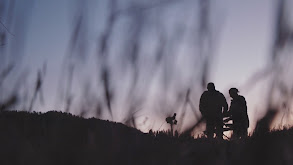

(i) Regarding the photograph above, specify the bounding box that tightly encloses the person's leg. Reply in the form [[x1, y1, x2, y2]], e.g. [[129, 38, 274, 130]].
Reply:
[[206, 119, 215, 138], [239, 126, 248, 139], [215, 118, 223, 139], [233, 122, 241, 139]]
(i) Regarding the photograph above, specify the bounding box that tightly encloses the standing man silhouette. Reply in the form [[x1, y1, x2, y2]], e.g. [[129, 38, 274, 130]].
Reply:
[[228, 88, 249, 139], [199, 82, 228, 139]]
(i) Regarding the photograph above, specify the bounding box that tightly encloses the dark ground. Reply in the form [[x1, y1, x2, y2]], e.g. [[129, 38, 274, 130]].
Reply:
[[0, 111, 292, 165]]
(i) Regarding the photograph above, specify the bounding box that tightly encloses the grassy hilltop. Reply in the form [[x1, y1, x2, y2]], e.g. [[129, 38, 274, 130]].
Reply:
[[0, 110, 292, 165]]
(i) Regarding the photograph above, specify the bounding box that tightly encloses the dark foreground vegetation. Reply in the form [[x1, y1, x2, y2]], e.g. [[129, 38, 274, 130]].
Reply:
[[0, 111, 292, 165]]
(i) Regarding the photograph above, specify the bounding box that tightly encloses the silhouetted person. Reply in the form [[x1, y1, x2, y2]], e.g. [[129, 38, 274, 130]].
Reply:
[[199, 82, 228, 139], [228, 88, 249, 139]]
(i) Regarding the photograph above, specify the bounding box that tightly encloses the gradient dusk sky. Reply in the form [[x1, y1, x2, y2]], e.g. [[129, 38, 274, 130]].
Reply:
[[2, 0, 292, 132]]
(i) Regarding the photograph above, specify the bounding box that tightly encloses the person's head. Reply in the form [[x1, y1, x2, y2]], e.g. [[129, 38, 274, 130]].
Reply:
[[207, 82, 215, 91], [229, 88, 239, 98]]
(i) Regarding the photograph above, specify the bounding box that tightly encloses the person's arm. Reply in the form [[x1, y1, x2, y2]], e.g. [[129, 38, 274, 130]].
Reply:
[[199, 92, 207, 116], [242, 96, 247, 108], [240, 96, 249, 127], [239, 96, 247, 114], [221, 93, 228, 115]]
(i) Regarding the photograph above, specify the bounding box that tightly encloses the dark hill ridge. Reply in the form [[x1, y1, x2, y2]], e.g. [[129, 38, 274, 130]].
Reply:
[[0, 110, 293, 165]]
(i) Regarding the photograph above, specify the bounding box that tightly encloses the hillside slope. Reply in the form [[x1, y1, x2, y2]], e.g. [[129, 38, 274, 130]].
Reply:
[[0, 111, 292, 165]]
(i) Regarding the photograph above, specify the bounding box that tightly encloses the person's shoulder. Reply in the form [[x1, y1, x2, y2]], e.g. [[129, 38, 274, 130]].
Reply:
[[200, 90, 209, 97], [202, 90, 209, 94], [238, 95, 246, 103], [239, 95, 246, 100], [216, 90, 225, 96], [215, 90, 222, 93]]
